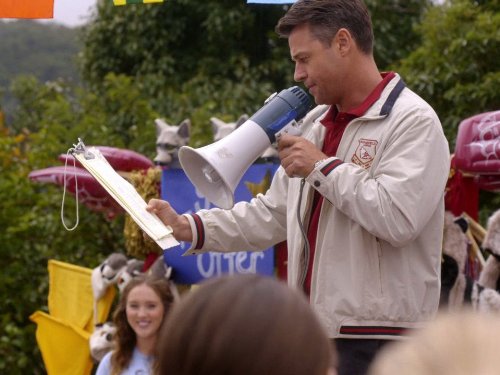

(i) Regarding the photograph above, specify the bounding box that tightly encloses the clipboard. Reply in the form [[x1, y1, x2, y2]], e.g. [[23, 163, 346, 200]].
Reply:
[[71, 139, 179, 250]]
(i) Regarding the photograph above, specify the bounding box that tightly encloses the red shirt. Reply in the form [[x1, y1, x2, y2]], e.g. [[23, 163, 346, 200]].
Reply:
[[304, 72, 395, 296]]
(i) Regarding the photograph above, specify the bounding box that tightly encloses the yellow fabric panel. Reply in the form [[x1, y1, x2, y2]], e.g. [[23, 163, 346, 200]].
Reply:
[[85, 286, 116, 332], [30, 311, 94, 375], [48, 260, 95, 328], [48, 259, 116, 330]]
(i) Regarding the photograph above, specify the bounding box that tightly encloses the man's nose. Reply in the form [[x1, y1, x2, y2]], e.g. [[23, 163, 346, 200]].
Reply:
[[294, 64, 306, 82]]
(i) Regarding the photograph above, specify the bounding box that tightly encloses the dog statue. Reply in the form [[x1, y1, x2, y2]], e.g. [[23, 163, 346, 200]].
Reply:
[[89, 321, 116, 362], [116, 258, 145, 293], [91, 253, 128, 302], [147, 256, 180, 302], [154, 118, 191, 168], [440, 211, 470, 309], [210, 115, 279, 162], [91, 253, 128, 325], [440, 211, 500, 312], [478, 209, 500, 291]]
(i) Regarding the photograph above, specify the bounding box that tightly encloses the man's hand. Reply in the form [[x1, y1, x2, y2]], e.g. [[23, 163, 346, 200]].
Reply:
[[277, 134, 327, 178], [146, 199, 193, 242]]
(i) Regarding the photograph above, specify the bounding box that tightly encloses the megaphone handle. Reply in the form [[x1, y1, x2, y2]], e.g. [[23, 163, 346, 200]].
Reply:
[[275, 120, 302, 139]]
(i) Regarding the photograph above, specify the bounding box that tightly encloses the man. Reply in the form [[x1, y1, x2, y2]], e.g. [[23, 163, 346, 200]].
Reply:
[[147, 1, 450, 374]]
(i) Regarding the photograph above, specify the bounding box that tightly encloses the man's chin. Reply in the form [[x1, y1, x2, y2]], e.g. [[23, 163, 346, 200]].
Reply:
[[313, 96, 325, 105]]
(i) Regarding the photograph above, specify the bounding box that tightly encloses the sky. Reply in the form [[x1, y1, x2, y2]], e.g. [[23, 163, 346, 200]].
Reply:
[[45, 0, 97, 27]]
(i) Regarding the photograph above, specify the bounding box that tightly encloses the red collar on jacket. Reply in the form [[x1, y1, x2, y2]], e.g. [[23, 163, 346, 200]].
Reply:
[[320, 71, 396, 130]]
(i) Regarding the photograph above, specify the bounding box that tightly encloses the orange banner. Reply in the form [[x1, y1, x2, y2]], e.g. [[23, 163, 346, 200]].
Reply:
[[0, 0, 54, 19]]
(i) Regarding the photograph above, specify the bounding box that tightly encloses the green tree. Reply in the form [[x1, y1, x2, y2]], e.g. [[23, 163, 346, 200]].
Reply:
[[396, 0, 500, 221], [366, 0, 432, 69], [0, 74, 162, 373], [79, 0, 295, 147], [5, 1, 498, 372], [0, 124, 124, 374], [0, 20, 80, 88], [80, 1, 290, 86], [10, 73, 160, 156], [80, 0, 430, 146], [0, 20, 81, 122], [397, 0, 500, 145]]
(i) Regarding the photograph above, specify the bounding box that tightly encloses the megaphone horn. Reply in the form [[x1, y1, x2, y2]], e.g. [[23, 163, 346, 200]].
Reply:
[[179, 86, 311, 209]]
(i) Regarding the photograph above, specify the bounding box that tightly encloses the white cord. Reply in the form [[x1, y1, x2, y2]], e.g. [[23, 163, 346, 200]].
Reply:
[[297, 178, 310, 288], [61, 148, 79, 231]]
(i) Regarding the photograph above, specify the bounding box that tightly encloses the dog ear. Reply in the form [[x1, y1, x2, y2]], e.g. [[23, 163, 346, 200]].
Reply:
[[235, 114, 249, 128], [484, 209, 500, 256], [178, 119, 191, 139], [442, 211, 468, 272], [155, 118, 169, 137], [210, 117, 225, 135]]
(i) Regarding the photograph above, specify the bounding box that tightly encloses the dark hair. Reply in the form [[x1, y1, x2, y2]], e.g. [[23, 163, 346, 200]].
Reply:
[[275, 0, 374, 54], [157, 274, 336, 375], [110, 274, 174, 375]]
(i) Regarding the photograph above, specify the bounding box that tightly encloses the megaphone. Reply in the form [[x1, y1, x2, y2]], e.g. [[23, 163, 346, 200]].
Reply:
[[178, 86, 311, 209]]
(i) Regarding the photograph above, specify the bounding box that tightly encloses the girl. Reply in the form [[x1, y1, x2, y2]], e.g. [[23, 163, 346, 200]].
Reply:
[[96, 274, 174, 375]]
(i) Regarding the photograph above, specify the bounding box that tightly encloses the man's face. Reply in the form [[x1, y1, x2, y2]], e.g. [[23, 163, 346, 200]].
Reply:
[[289, 24, 343, 105]]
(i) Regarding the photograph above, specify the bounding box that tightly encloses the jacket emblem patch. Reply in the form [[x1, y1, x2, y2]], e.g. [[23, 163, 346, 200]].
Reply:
[[352, 138, 378, 169]]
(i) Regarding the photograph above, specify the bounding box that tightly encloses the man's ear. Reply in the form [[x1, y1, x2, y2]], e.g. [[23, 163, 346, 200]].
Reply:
[[335, 28, 352, 56]]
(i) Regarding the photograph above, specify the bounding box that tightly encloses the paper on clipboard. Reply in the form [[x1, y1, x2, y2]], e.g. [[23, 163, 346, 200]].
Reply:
[[71, 139, 179, 250]]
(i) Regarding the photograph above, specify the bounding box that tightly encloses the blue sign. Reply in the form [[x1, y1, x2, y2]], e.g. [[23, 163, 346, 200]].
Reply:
[[161, 164, 279, 284]]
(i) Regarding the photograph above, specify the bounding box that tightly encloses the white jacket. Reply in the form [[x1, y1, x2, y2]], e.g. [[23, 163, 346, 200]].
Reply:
[[185, 74, 450, 339]]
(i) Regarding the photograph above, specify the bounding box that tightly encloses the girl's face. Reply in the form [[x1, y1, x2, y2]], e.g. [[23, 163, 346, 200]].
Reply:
[[126, 284, 165, 341]]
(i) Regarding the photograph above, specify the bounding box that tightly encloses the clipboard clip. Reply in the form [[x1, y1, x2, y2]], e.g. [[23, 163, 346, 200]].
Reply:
[[71, 138, 95, 160]]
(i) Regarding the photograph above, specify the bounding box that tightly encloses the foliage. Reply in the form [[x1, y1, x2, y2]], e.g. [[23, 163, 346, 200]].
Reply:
[[80, 0, 429, 146], [365, 0, 432, 69], [0, 20, 80, 88], [396, 0, 500, 226], [0, 74, 163, 373], [79, 0, 295, 146], [396, 0, 500, 146], [0, 125, 117, 374], [80, 0, 291, 92], [9, 73, 160, 157], [2, 0, 499, 372]]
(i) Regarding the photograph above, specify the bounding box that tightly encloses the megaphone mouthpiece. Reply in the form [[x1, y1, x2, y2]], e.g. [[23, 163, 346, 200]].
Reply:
[[179, 86, 311, 209]]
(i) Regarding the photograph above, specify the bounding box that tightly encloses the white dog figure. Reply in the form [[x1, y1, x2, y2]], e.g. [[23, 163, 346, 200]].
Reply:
[[210, 115, 279, 162], [91, 253, 128, 302], [211, 115, 248, 141], [440, 211, 500, 313], [154, 118, 191, 168], [147, 256, 180, 302], [91, 253, 128, 325], [89, 321, 116, 362], [440, 211, 470, 309], [478, 209, 500, 291], [116, 258, 145, 293]]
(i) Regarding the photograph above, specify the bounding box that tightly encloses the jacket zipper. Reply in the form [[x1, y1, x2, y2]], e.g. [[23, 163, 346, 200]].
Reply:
[[297, 178, 310, 288]]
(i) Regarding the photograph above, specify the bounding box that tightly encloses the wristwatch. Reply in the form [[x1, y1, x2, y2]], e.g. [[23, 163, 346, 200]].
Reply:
[[314, 159, 327, 169]]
